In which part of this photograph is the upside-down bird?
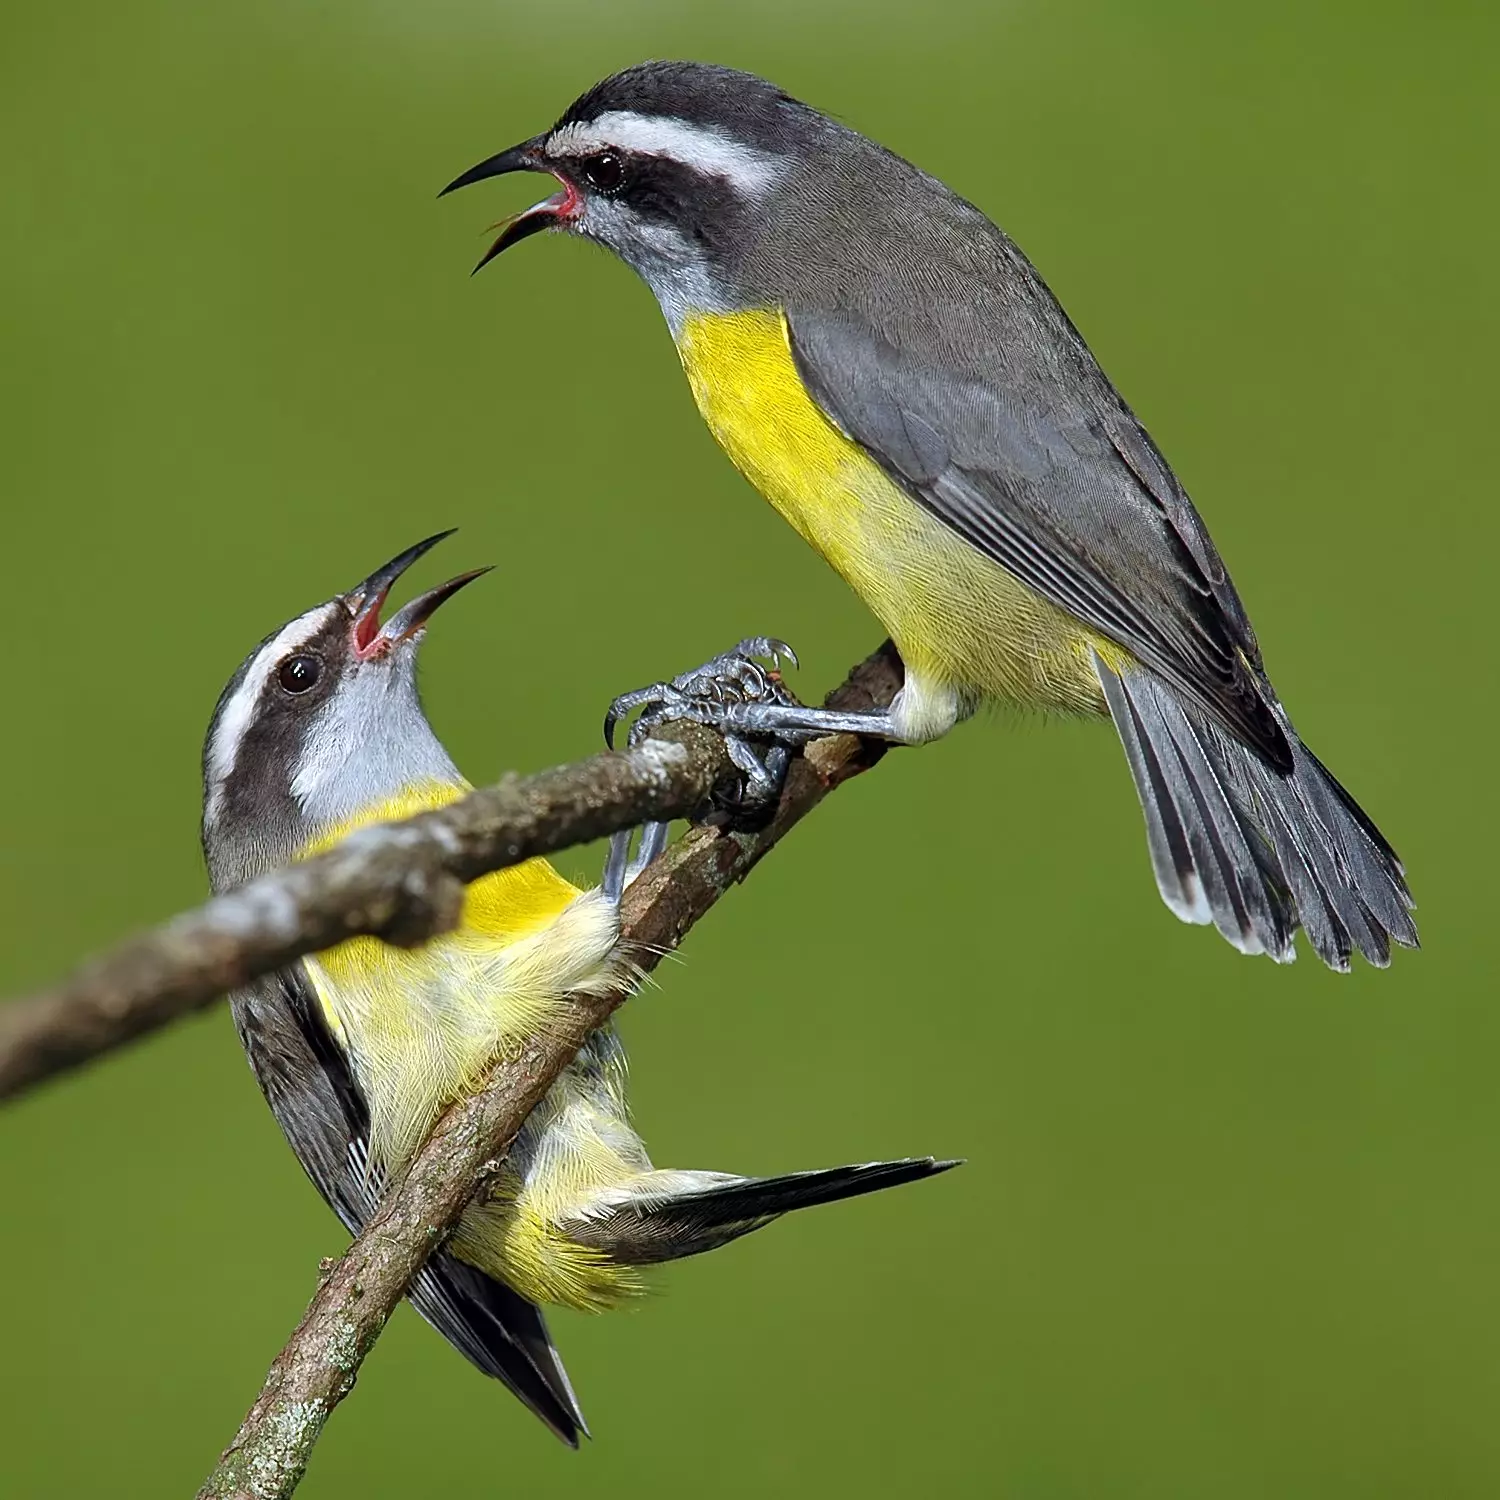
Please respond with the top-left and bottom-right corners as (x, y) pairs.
(201, 532), (957, 1443)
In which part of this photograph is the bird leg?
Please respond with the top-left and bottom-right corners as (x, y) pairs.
(600, 819), (671, 905)
(611, 634), (925, 740)
(600, 639), (820, 894)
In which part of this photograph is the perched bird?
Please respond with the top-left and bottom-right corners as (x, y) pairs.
(201, 532), (957, 1444)
(443, 61), (1417, 970)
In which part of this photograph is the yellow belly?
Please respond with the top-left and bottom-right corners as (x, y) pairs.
(675, 308), (1112, 715)
(454, 1087), (649, 1313)
(454, 1198), (641, 1314)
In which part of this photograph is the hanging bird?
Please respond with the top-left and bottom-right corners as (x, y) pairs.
(201, 532), (957, 1443)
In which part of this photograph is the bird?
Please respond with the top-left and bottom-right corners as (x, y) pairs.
(440, 60), (1418, 971)
(201, 531), (958, 1444)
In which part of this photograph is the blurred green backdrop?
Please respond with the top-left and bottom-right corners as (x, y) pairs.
(2, 1), (1496, 1495)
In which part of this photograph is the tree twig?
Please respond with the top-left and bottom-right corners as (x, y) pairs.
(0, 648), (899, 1100)
(195, 642), (901, 1499)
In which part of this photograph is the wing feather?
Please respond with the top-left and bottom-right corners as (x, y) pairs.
(786, 302), (1292, 770)
(229, 972), (585, 1443)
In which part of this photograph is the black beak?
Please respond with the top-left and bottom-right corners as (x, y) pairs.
(343, 531), (489, 656)
(344, 531), (456, 625)
(375, 567), (492, 649)
(440, 136), (572, 273)
(438, 139), (541, 197)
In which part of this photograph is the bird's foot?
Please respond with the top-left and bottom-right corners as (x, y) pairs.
(605, 637), (808, 836)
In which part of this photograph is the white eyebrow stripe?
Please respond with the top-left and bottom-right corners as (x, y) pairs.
(550, 112), (784, 194)
(204, 603), (340, 819)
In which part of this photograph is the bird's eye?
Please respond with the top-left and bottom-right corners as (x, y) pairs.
(278, 655), (322, 694)
(581, 151), (626, 194)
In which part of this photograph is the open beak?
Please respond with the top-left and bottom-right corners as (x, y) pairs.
(343, 531), (491, 659)
(439, 136), (578, 272)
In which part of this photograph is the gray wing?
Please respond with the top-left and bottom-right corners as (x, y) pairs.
(229, 971), (369, 1230)
(230, 971), (586, 1445)
(784, 269), (1293, 770)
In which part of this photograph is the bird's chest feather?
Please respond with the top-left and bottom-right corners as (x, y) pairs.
(674, 309), (1104, 709)
(296, 783), (625, 1172)
(676, 307), (901, 570)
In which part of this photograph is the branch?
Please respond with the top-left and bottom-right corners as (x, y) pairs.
(196, 643), (901, 1499)
(0, 645), (901, 1101)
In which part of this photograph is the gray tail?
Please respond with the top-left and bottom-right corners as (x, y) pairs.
(410, 1254), (586, 1447)
(575, 1158), (961, 1266)
(1096, 656), (1417, 970)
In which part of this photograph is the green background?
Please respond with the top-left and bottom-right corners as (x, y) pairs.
(2, 2), (1494, 1495)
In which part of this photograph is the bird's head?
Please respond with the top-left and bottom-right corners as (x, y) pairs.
(440, 62), (835, 327)
(201, 531), (487, 887)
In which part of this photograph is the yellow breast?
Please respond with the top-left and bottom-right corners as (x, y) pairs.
(674, 308), (1113, 714)
(297, 780), (626, 1172)
(304, 782), (586, 946)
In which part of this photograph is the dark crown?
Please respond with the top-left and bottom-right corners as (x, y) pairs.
(558, 61), (815, 156)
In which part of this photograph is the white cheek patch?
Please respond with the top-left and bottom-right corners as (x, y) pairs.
(550, 111), (784, 197)
(205, 603), (341, 821)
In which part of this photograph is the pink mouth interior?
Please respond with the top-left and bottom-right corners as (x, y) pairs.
(535, 174), (581, 222)
(352, 593), (389, 657)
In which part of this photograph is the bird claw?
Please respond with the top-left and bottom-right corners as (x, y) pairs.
(604, 638), (801, 749)
(604, 638), (806, 830)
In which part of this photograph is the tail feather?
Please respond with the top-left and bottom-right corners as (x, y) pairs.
(1096, 655), (1416, 971)
(1098, 660), (1294, 959)
(679, 1157), (962, 1221)
(410, 1254), (586, 1447)
(571, 1158), (960, 1266)
(1275, 741), (1415, 937)
(1097, 668), (1209, 925)
(1249, 775), (1355, 965)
